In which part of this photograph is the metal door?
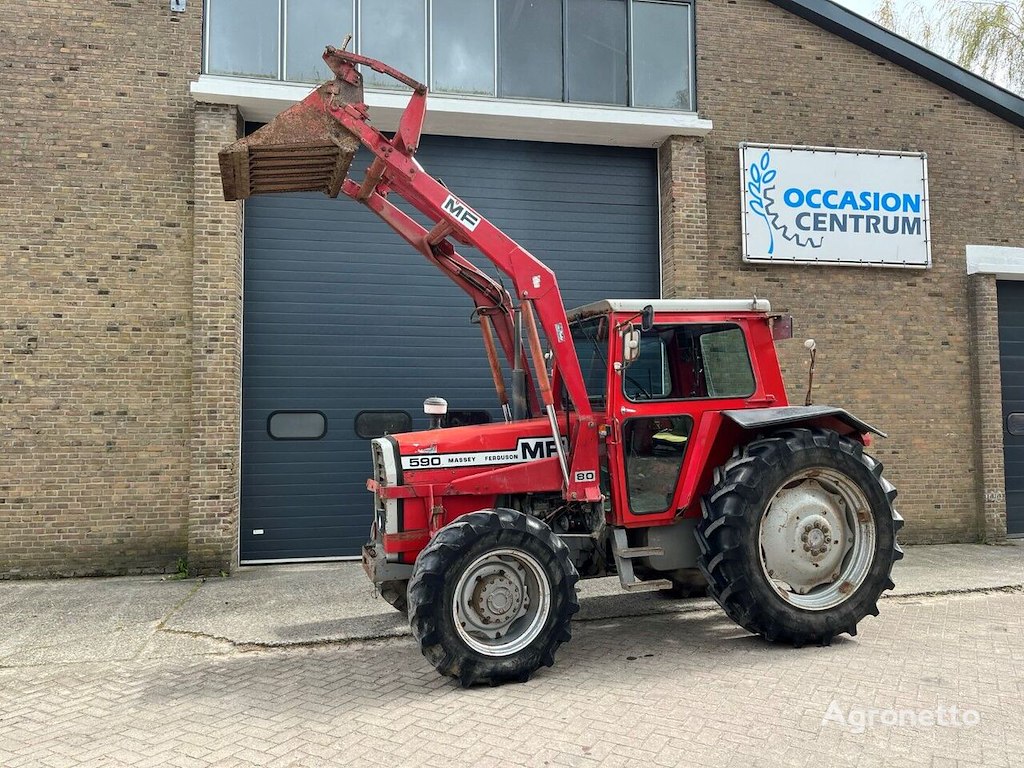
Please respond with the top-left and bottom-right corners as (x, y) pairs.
(241, 135), (660, 561)
(998, 280), (1024, 536)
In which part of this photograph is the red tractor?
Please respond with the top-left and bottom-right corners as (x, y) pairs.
(220, 46), (903, 687)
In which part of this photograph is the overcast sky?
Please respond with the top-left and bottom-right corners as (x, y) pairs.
(832, 0), (1018, 91)
(831, 1), (950, 54)
(831, 0), (920, 22)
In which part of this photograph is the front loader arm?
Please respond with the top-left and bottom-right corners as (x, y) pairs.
(314, 48), (593, 421)
(218, 45), (600, 501)
(345, 177), (539, 417)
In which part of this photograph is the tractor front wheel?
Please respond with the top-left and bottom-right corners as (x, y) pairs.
(697, 428), (903, 645)
(378, 580), (408, 614)
(407, 508), (580, 687)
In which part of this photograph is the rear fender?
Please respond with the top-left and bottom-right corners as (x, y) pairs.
(720, 405), (887, 439)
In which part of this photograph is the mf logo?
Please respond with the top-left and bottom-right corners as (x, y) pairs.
(441, 194), (481, 231)
(517, 438), (566, 461)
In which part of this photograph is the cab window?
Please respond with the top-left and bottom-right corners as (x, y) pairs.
(571, 316), (610, 408)
(623, 323), (755, 402)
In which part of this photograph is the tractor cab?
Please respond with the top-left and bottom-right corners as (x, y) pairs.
(566, 299), (788, 522)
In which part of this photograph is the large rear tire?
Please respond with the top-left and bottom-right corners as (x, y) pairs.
(407, 509), (580, 687)
(696, 428), (903, 645)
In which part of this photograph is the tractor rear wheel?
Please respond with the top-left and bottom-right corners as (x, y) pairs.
(407, 508), (580, 687)
(696, 428), (903, 645)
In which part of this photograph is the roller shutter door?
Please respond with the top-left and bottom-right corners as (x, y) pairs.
(998, 280), (1024, 536)
(241, 135), (659, 561)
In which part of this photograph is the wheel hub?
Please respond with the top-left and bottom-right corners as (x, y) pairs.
(469, 568), (528, 630)
(800, 515), (833, 557)
(453, 549), (550, 655)
(758, 470), (876, 610)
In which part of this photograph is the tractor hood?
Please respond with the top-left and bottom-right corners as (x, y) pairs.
(368, 416), (567, 560)
(383, 416), (563, 476)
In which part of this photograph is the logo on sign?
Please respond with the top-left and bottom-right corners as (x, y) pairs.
(442, 194), (481, 231)
(746, 151), (780, 254)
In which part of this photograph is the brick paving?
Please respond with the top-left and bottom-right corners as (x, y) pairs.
(2, 590), (1022, 767)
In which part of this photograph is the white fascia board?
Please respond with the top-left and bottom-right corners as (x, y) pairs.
(966, 245), (1024, 279)
(190, 74), (713, 148)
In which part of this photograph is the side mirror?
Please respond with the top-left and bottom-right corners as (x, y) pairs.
(771, 314), (794, 340)
(623, 326), (641, 364)
(641, 305), (655, 332)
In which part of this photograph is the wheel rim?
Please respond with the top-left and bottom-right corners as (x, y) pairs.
(758, 467), (877, 611)
(452, 548), (551, 657)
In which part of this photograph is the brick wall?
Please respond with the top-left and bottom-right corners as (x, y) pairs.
(0, 1), (201, 575)
(189, 103), (242, 575)
(684, 0), (1024, 542)
(969, 274), (1009, 541)
(659, 136), (710, 300)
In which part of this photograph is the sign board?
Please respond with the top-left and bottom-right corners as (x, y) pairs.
(739, 143), (931, 268)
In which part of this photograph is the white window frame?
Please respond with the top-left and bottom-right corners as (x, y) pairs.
(203, 0), (697, 112)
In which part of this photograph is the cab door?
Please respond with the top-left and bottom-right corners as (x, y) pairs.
(606, 319), (759, 526)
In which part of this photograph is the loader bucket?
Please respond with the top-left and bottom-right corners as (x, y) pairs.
(218, 78), (362, 202)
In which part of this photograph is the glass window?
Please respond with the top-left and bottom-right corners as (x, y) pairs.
(632, 0), (692, 109)
(571, 317), (610, 406)
(432, 0), (495, 95)
(498, 0), (563, 100)
(624, 335), (670, 400)
(207, 0), (280, 78)
(623, 416), (692, 514)
(205, 0), (697, 112)
(360, 0), (426, 88)
(624, 324), (755, 402)
(268, 411), (327, 439)
(286, 0), (354, 83)
(701, 327), (755, 398)
(442, 410), (492, 428)
(354, 410), (412, 438)
(566, 0), (627, 105)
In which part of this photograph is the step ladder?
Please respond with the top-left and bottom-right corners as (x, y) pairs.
(611, 527), (673, 593)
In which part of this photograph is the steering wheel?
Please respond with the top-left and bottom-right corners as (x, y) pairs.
(625, 374), (652, 400)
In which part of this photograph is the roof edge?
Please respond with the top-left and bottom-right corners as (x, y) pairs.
(767, 0), (1024, 130)
(566, 299), (772, 321)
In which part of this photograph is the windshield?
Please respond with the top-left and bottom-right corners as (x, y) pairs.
(570, 316), (609, 408)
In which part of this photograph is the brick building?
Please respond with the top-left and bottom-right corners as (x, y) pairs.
(3, 0), (1022, 577)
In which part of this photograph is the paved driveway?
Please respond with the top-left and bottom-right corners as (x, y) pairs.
(2, 588), (1022, 767)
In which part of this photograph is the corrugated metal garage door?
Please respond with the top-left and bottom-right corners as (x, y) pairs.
(240, 135), (659, 562)
(998, 280), (1024, 536)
